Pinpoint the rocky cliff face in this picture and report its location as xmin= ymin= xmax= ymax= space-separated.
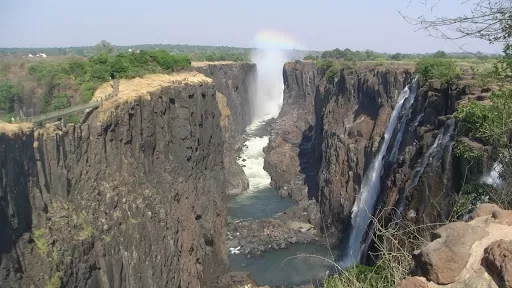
xmin=0 ymin=72 xmax=230 ymax=288
xmin=264 ymin=61 xmax=471 ymax=241
xmin=193 ymin=62 xmax=256 ymax=195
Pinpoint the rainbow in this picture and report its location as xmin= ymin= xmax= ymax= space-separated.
xmin=253 ymin=29 xmax=305 ymax=50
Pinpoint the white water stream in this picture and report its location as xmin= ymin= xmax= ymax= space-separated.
xmin=344 ymin=81 xmax=418 ymax=265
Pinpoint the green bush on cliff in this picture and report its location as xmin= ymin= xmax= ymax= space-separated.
xmin=415 ymin=57 xmax=461 ymax=83
xmin=317 ymin=59 xmax=341 ymax=84
xmin=453 ymin=140 xmax=484 ymax=160
xmin=455 ymin=89 xmax=512 ymax=148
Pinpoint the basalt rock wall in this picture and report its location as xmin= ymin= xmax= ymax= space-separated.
xmin=265 ymin=61 xmax=480 ymax=242
xmin=0 ymin=72 xmax=231 ymax=288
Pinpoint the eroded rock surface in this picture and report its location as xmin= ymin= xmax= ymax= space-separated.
xmin=401 ymin=204 xmax=512 ymax=288
xmin=0 ymin=70 xmax=248 ymax=288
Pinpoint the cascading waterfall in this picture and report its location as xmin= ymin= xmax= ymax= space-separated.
xmin=480 ymin=162 xmax=503 ymax=187
xmin=389 ymin=80 xmax=418 ymax=162
xmin=343 ymin=80 xmax=418 ymax=266
xmin=396 ymin=119 xmax=455 ymax=213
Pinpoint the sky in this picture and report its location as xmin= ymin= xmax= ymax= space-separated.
xmin=0 ymin=0 xmax=502 ymax=53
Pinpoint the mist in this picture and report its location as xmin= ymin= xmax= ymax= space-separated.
xmin=250 ymin=46 xmax=292 ymax=121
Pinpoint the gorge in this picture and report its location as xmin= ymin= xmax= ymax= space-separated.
xmin=0 ymin=57 xmax=497 ymax=288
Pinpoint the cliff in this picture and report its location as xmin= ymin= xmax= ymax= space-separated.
xmin=0 ymin=72 xmax=230 ymax=287
xmin=264 ymin=61 xmax=472 ymax=241
xmin=193 ymin=62 xmax=256 ymax=195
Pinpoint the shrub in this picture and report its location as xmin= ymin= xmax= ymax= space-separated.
xmin=415 ymin=58 xmax=461 ymax=83
xmin=453 ymin=140 xmax=484 ymax=160
xmin=33 ymin=228 xmax=49 ymax=256
xmin=455 ymin=89 xmax=512 ymax=147
xmin=317 ymin=59 xmax=341 ymax=84
xmin=0 ymin=81 xmax=22 ymax=113
xmin=324 ymin=264 xmax=392 ymax=288
xmin=303 ymin=55 xmax=319 ymax=61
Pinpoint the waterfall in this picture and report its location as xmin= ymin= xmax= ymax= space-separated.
xmin=389 ymin=80 xmax=418 ymax=162
xmin=396 ymin=119 xmax=455 ymax=213
xmin=480 ymin=162 xmax=503 ymax=187
xmin=343 ymin=80 xmax=418 ymax=266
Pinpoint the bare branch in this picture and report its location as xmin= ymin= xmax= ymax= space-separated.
xmin=400 ymin=0 xmax=512 ymax=44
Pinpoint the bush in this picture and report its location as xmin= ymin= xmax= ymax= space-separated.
xmin=317 ymin=59 xmax=341 ymax=84
xmin=0 ymin=81 xmax=22 ymax=113
xmin=415 ymin=58 xmax=461 ymax=83
xmin=455 ymin=89 xmax=512 ymax=147
xmin=26 ymin=50 xmax=192 ymax=112
xmin=304 ymin=55 xmax=319 ymax=61
xmin=324 ymin=264 xmax=392 ymax=288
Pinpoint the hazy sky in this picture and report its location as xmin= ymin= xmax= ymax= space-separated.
xmin=0 ymin=0 xmax=501 ymax=53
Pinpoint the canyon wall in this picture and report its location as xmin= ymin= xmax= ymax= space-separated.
xmin=193 ymin=62 xmax=256 ymax=195
xmin=0 ymin=70 xmax=245 ymax=288
xmin=264 ymin=61 xmax=475 ymax=241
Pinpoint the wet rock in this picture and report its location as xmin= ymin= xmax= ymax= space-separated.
xmin=228 ymin=217 xmax=320 ymax=257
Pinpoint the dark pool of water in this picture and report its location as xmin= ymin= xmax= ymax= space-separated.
xmin=229 ymin=243 xmax=336 ymax=287
xmin=227 ymin=187 xmax=295 ymax=220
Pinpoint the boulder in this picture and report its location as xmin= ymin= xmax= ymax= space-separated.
xmin=413 ymin=222 xmax=489 ymax=284
xmin=399 ymin=276 xmax=428 ymax=288
xmin=408 ymin=204 xmax=512 ymax=287
xmin=484 ymin=240 xmax=512 ymax=288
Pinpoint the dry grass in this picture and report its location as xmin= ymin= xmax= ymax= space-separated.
xmin=192 ymin=61 xmax=240 ymax=67
xmin=215 ymin=92 xmax=231 ymax=128
xmin=0 ymin=122 xmax=33 ymax=136
xmin=91 ymin=81 xmax=114 ymax=102
xmin=96 ymin=72 xmax=213 ymax=122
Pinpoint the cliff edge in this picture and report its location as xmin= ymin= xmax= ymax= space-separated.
xmin=0 ymin=71 xmax=229 ymax=287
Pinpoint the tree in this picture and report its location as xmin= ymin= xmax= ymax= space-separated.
xmin=401 ymin=0 xmax=512 ymax=44
xmin=0 ymin=82 xmax=22 ymax=113
xmin=94 ymin=40 xmax=114 ymax=55
xmin=390 ymin=53 xmax=403 ymax=60
xmin=432 ymin=50 xmax=447 ymax=58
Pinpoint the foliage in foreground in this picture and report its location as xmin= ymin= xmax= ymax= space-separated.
xmin=455 ymin=89 xmax=512 ymax=148
xmin=324 ymin=264 xmax=392 ymax=288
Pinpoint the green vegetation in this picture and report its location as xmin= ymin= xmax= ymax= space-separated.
xmin=317 ymin=59 xmax=341 ymax=83
xmin=453 ymin=183 xmax=493 ymax=217
xmin=453 ymin=140 xmax=484 ymax=160
xmin=303 ymin=55 xmax=319 ymax=61
xmin=25 ymin=47 xmax=191 ymax=113
xmin=0 ymin=81 xmax=22 ymax=113
xmin=324 ymin=264 xmax=391 ymax=288
xmin=415 ymin=57 xmax=461 ymax=83
xmin=33 ymin=228 xmax=49 ymax=256
xmin=46 ymin=272 xmax=62 ymax=288
xmin=455 ymin=89 xmax=512 ymax=148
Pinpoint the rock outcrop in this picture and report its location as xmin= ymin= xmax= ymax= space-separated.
xmin=401 ymin=203 xmax=512 ymax=288
xmin=0 ymin=72 xmax=235 ymax=287
xmin=193 ymin=62 xmax=256 ymax=195
xmin=264 ymin=61 xmax=475 ymax=245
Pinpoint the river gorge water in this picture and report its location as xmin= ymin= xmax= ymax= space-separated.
xmin=227 ymin=117 xmax=335 ymax=286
